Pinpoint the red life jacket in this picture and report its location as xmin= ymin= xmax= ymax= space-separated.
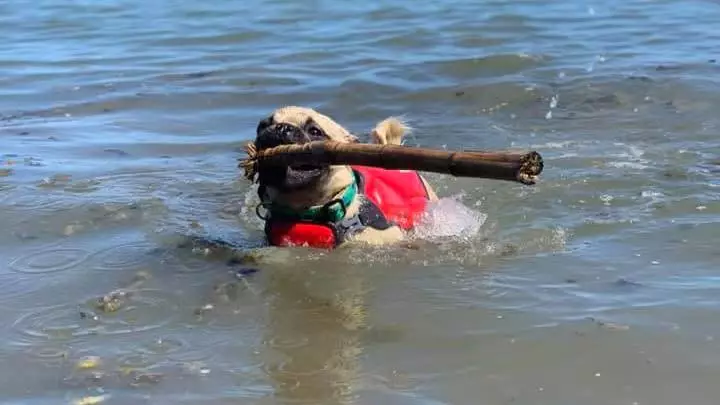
xmin=264 ymin=166 xmax=430 ymax=249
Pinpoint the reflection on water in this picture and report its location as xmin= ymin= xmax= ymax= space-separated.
xmin=261 ymin=267 xmax=368 ymax=404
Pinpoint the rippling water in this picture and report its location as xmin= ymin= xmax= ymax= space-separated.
xmin=2 ymin=0 xmax=720 ymax=404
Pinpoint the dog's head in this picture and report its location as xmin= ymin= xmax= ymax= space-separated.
xmin=254 ymin=106 xmax=358 ymax=207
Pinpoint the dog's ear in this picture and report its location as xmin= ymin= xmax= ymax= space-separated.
xmin=370 ymin=117 xmax=410 ymax=146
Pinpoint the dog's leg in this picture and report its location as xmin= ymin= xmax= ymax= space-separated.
xmin=346 ymin=225 xmax=406 ymax=246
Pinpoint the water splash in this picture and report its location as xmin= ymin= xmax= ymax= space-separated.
xmin=545 ymin=94 xmax=559 ymax=120
xmin=410 ymin=195 xmax=487 ymax=242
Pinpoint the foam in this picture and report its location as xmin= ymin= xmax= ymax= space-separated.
xmin=410 ymin=194 xmax=488 ymax=242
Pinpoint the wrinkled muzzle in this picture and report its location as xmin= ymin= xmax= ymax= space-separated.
xmin=255 ymin=123 xmax=328 ymax=191
xmin=255 ymin=123 xmax=310 ymax=150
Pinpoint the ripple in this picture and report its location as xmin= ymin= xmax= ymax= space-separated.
xmin=1 ymin=190 xmax=80 ymax=214
xmin=9 ymin=246 xmax=92 ymax=274
xmin=10 ymin=289 xmax=181 ymax=345
xmin=0 ymin=183 xmax=16 ymax=193
xmin=24 ymin=345 xmax=70 ymax=366
xmin=264 ymin=335 xmax=310 ymax=350
xmin=136 ymin=336 xmax=187 ymax=356
xmin=424 ymin=53 xmax=548 ymax=80
xmin=0 ymin=274 xmax=31 ymax=306
xmin=116 ymin=351 xmax=160 ymax=370
xmin=159 ymin=252 xmax=218 ymax=274
xmin=92 ymin=168 xmax=217 ymax=189
xmin=89 ymin=241 xmax=158 ymax=271
xmin=63 ymin=179 xmax=103 ymax=193
xmin=164 ymin=344 xmax=217 ymax=363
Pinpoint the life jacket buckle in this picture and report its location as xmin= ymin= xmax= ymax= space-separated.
xmin=320 ymin=198 xmax=348 ymax=222
xmin=255 ymin=202 xmax=272 ymax=221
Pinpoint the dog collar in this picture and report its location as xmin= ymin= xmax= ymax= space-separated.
xmin=261 ymin=179 xmax=358 ymax=223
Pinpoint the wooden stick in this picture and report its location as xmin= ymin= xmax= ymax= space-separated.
xmin=239 ymin=141 xmax=544 ymax=185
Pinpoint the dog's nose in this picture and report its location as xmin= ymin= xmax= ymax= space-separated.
xmin=274 ymin=123 xmax=304 ymax=143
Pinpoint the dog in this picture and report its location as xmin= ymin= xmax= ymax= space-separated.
xmin=252 ymin=106 xmax=439 ymax=249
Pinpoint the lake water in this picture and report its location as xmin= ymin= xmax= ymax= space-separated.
xmin=2 ymin=0 xmax=720 ymax=404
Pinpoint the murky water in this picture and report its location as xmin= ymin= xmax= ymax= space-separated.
xmin=2 ymin=0 xmax=720 ymax=404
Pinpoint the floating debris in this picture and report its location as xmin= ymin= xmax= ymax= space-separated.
xmin=63 ymin=224 xmax=85 ymax=236
xmin=37 ymin=173 xmax=72 ymax=188
xmin=128 ymin=270 xmax=151 ymax=288
xmin=587 ymin=317 xmax=630 ymax=331
xmin=213 ymin=281 xmax=242 ymax=302
xmin=499 ymin=243 xmax=519 ymax=257
xmin=95 ymin=290 xmax=130 ymax=313
xmin=613 ymin=278 xmax=643 ymax=288
xmin=71 ymin=395 xmax=108 ymax=405
xmin=234 ymin=267 xmax=260 ymax=278
xmin=76 ymin=356 xmax=102 ymax=370
xmin=79 ymin=311 xmax=99 ymax=321
xmin=85 ymin=371 xmax=105 ymax=383
xmin=129 ymin=371 xmax=164 ymax=387
xmin=193 ymin=303 xmax=214 ymax=316
xmin=103 ymin=148 xmax=130 ymax=157
xmin=183 ymin=361 xmax=211 ymax=376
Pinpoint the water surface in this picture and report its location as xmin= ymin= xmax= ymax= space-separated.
xmin=2 ymin=0 xmax=720 ymax=404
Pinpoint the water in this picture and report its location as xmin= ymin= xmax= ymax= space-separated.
xmin=2 ymin=0 xmax=720 ymax=403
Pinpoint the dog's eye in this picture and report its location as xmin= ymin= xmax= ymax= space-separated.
xmin=308 ymin=126 xmax=324 ymax=138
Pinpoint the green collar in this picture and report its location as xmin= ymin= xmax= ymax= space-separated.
xmin=266 ymin=179 xmax=358 ymax=223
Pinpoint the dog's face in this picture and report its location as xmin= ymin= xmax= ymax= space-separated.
xmin=254 ymin=106 xmax=357 ymax=203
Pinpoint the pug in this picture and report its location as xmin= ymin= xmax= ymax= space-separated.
xmin=252 ymin=106 xmax=438 ymax=248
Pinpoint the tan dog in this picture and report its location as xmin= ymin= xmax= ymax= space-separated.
xmin=252 ymin=106 xmax=438 ymax=248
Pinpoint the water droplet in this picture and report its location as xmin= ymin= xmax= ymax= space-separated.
xmin=599 ymin=194 xmax=614 ymax=204
xmin=549 ymin=95 xmax=559 ymax=109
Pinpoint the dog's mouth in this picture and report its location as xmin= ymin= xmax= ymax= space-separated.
xmin=255 ymin=123 xmax=330 ymax=191
xmin=259 ymin=159 xmax=329 ymax=192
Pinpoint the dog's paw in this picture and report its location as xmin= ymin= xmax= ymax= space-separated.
xmin=370 ymin=117 xmax=410 ymax=146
